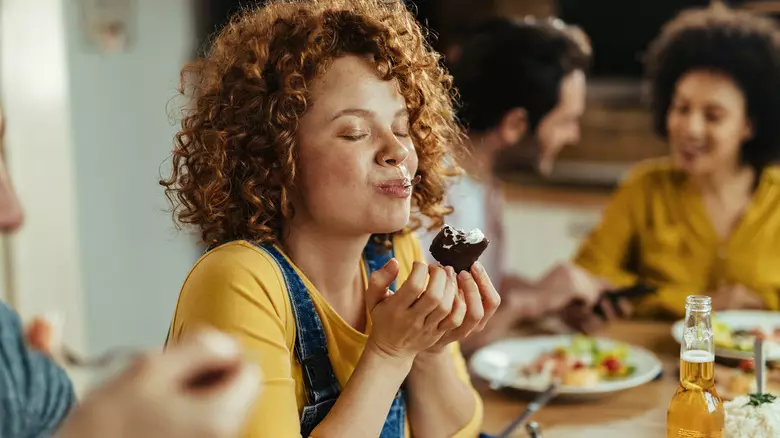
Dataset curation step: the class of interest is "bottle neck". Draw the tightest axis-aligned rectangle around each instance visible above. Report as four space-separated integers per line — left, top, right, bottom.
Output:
681 309 714 356
679 297 716 386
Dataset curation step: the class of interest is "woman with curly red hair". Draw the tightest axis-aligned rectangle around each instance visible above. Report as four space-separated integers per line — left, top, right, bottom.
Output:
161 1 497 437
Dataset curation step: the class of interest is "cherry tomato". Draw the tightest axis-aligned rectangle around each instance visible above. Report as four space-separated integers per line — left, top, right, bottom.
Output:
602 356 621 373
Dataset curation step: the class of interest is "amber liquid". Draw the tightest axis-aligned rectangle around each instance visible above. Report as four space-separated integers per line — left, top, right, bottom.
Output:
667 351 724 438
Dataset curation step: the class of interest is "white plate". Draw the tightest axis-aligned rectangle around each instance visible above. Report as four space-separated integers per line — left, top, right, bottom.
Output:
469 335 663 396
671 310 780 361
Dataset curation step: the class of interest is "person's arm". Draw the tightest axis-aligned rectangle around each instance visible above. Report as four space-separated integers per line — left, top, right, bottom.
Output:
499 274 535 291
171 247 312 438
404 237 483 438
0 302 75 437
456 285 544 357
406 344 483 438
56 329 261 438
614 283 774 320
572 171 645 289
311 346 413 438
572 165 703 318
316 258 466 438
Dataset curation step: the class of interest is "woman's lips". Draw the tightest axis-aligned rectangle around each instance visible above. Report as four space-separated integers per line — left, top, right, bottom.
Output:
377 178 413 198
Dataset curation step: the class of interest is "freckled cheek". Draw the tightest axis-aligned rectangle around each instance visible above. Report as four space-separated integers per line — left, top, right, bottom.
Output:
316 170 359 191
299 156 366 200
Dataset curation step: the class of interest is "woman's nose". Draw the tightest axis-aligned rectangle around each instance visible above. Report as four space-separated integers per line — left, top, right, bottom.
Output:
681 113 706 138
376 134 410 167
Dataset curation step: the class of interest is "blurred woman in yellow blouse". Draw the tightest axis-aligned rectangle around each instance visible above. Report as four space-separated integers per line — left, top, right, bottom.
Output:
568 6 780 320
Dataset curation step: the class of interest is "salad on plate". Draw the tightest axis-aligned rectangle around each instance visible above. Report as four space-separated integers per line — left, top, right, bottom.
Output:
513 335 636 389
713 318 780 353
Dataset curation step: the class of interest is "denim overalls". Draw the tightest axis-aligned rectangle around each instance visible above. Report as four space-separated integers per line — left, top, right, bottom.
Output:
177 238 495 438
258 238 406 437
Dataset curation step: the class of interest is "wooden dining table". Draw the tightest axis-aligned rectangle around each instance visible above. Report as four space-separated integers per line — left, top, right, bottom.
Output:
477 321 682 438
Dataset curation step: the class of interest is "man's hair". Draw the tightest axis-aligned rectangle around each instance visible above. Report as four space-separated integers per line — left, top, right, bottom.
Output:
452 17 591 133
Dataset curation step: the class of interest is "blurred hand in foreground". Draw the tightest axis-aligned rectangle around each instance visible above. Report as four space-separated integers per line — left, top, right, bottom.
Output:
55 328 261 438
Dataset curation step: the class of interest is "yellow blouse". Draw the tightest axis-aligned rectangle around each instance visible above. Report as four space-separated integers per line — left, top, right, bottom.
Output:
167 233 483 438
574 158 780 317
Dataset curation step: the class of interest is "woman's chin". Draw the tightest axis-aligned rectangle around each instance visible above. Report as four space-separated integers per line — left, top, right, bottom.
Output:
672 155 707 176
369 215 411 235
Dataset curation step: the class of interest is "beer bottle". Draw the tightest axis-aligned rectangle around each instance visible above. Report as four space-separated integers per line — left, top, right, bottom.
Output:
667 295 724 437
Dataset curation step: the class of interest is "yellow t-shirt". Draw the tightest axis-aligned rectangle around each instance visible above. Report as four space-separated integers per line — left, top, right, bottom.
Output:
574 158 780 317
168 232 483 438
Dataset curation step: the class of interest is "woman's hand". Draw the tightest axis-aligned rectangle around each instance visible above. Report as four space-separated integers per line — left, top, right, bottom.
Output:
314 261 460 438
712 283 765 311
56 329 260 438
365 259 456 359
427 261 501 352
403 263 497 438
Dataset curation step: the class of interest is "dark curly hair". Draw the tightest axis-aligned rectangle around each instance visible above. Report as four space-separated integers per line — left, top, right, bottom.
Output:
647 6 780 173
452 17 591 133
161 0 462 246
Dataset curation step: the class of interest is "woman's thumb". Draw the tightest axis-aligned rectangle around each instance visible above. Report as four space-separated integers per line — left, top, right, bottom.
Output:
365 258 400 310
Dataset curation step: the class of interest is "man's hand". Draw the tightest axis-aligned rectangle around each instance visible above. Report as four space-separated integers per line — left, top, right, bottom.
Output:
56 328 261 438
535 262 605 310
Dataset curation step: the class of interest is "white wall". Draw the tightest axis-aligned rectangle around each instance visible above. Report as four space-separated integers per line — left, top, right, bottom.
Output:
2 0 201 358
503 201 603 279
63 1 200 354
1 0 87 390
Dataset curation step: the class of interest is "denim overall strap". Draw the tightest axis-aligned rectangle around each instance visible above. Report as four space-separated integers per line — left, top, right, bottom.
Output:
262 239 406 438
260 245 342 416
363 236 406 438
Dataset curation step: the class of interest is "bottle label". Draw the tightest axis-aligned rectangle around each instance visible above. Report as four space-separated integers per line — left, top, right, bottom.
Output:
669 428 723 437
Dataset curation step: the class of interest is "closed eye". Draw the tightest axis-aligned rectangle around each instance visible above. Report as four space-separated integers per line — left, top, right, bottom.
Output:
339 133 369 141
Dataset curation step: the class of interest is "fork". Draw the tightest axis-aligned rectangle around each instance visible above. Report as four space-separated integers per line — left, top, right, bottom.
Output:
497 382 558 438
59 345 140 369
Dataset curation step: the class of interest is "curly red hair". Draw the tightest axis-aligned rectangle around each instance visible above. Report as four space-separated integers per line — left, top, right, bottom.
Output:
161 0 463 246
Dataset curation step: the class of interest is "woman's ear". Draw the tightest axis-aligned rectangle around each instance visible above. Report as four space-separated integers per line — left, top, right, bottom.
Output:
743 118 755 142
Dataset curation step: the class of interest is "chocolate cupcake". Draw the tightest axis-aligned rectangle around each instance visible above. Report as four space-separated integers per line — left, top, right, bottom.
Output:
429 224 490 273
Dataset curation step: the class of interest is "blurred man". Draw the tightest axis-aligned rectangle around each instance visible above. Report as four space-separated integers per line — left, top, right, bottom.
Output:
0 108 260 438
419 17 603 354
0 106 73 437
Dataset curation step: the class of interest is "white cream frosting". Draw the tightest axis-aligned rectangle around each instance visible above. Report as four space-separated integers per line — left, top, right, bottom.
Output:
442 224 485 244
